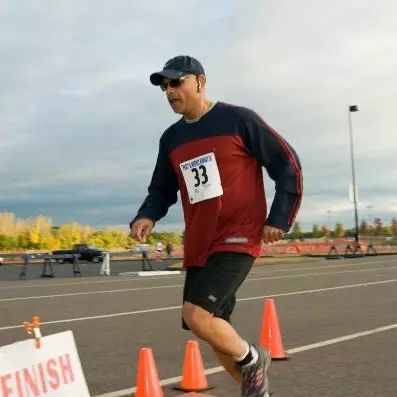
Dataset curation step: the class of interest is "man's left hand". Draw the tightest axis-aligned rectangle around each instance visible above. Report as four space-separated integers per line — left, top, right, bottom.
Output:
262 225 284 244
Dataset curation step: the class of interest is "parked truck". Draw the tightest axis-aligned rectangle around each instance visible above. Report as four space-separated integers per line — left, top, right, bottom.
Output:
52 244 104 263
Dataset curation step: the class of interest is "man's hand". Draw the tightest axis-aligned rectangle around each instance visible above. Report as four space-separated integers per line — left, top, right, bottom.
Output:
262 225 284 244
130 218 154 243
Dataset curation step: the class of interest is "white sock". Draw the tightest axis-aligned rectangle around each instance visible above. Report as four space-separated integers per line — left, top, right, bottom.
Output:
233 340 250 362
233 341 259 366
248 345 259 365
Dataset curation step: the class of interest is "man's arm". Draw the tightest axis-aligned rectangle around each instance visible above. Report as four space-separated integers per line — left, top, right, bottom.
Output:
240 108 303 232
130 136 179 227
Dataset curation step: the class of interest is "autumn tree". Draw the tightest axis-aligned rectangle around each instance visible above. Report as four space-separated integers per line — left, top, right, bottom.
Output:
312 224 321 238
0 234 18 250
391 218 397 236
334 222 345 237
359 220 370 235
383 226 393 236
148 232 182 245
59 222 81 248
289 222 303 240
373 218 383 235
26 215 54 248
0 212 17 235
80 225 95 243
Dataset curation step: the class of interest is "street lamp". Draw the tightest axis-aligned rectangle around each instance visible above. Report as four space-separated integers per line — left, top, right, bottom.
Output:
348 105 360 244
327 209 333 233
366 204 374 225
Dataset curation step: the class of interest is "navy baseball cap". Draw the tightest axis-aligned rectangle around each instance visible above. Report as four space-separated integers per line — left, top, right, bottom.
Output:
150 55 205 86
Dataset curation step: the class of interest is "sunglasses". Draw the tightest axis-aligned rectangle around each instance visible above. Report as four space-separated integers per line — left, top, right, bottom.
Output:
160 76 188 92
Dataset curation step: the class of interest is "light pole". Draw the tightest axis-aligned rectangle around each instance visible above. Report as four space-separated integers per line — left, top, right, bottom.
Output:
327 209 333 235
367 204 374 225
348 105 360 243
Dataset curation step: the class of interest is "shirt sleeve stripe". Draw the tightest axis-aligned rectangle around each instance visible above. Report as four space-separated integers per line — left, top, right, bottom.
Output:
252 110 303 226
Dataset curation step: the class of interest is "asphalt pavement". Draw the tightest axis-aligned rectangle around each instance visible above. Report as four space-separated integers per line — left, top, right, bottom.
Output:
1 256 397 396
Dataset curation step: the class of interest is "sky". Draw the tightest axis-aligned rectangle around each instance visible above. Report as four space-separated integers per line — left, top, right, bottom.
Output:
1 0 397 233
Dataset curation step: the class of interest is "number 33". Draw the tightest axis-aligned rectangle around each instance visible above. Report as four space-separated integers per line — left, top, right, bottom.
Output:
191 165 208 187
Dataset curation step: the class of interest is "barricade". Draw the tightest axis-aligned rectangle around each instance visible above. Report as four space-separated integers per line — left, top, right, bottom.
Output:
326 244 341 259
259 239 375 257
344 242 365 258
367 244 378 256
19 254 81 279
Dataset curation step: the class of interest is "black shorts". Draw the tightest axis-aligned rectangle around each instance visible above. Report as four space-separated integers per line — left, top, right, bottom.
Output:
182 251 255 330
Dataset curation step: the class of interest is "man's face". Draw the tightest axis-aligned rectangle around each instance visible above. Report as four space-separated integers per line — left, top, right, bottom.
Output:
160 75 199 114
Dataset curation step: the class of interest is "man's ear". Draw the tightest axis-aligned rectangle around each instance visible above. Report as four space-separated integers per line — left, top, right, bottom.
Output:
198 75 206 91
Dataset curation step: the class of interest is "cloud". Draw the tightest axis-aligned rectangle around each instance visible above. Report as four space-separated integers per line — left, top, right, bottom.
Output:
1 0 397 232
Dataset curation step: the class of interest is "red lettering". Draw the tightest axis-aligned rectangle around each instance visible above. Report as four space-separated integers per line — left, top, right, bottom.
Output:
15 371 23 397
23 368 39 396
47 359 60 390
58 354 75 385
0 374 13 397
37 363 48 393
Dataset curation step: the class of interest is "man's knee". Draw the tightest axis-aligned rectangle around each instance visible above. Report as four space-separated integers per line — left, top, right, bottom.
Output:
183 301 213 338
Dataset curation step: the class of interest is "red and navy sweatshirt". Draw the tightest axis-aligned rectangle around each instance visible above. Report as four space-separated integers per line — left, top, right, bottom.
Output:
130 102 303 267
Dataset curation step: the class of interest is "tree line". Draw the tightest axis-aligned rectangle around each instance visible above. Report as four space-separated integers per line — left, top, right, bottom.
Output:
0 212 396 251
287 218 397 240
0 212 182 251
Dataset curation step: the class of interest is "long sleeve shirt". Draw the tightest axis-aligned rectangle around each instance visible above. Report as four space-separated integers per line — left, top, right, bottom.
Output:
130 102 303 267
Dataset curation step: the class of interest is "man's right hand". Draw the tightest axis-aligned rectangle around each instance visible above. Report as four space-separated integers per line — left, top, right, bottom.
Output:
130 218 154 243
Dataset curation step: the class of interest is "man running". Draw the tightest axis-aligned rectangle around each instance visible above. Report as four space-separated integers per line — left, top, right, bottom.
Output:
130 55 303 397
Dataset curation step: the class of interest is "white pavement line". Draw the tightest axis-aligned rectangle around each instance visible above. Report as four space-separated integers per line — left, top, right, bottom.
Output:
0 274 184 290
287 323 397 354
93 321 397 397
2 264 397 302
138 270 180 276
0 284 184 302
250 258 396 275
1 278 396 332
0 257 394 291
238 277 397 302
248 264 397 283
0 305 182 331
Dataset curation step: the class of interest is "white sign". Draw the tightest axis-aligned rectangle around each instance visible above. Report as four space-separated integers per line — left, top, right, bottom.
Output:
0 331 90 397
179 152 223 204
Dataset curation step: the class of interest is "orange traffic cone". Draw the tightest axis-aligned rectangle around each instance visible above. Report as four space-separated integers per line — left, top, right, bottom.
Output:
260 299 288 360
173 340 215 393
135 348 164 397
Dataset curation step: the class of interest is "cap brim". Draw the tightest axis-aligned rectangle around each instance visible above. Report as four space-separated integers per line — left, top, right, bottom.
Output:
149 70 186 85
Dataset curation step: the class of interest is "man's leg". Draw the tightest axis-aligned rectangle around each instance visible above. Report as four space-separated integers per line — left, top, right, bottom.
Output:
182 265 245 380
211 295 243 384
183 302 247 356
212 346 243 384
182 252 271 396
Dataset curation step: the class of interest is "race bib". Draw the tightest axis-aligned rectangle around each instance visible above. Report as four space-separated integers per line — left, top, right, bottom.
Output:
180 152 223 204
